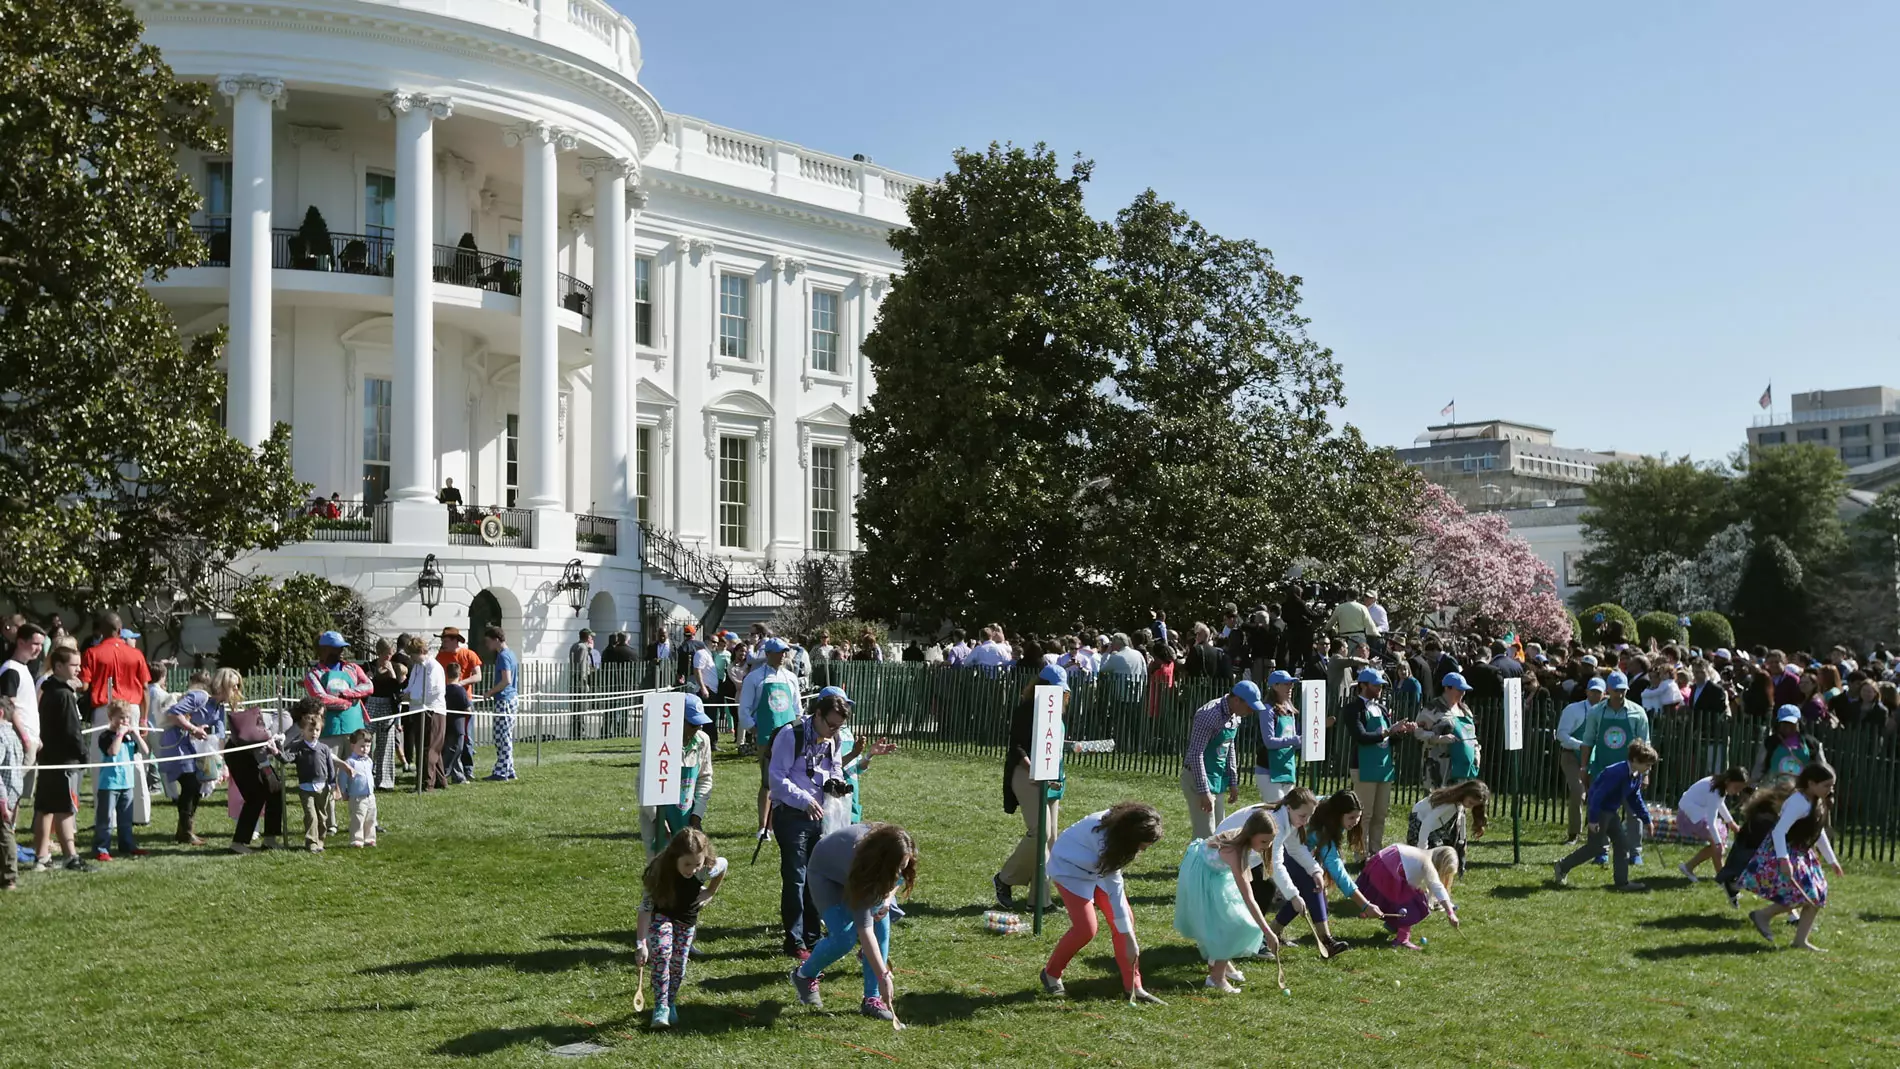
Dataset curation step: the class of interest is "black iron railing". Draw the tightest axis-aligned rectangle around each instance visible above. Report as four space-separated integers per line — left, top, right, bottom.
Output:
266 228 395 275
575 514 618 554
449 505 533 549
559 272 593 320
432 243 523 295
290 498 391 543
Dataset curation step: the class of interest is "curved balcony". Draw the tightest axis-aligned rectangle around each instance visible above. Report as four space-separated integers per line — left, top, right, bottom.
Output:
171 225 590 322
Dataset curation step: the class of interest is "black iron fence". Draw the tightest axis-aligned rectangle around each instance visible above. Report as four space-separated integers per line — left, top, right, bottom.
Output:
433 243 522 294
448 505 533 549
291 498 390 543
558 272 592 320
575 513 618 554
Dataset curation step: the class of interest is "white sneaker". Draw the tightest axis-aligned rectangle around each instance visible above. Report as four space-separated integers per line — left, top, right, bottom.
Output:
1677 862 1698 883
1204 977 1240 994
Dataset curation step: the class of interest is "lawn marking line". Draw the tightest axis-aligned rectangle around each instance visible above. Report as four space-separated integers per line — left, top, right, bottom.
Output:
800 1031 898 1062
1862 1036 1899 1049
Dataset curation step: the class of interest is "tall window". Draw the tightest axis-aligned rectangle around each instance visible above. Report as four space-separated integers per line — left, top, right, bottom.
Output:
504 414 520 509
362 377 392 506
718 436 748 549
365 171 397 259
506 231 522 260
635 426 653 524
810 290 839 373
635 257 654 347
718 273 749 359
205 161 233 231
810 444 839 551
1796 427 1829 443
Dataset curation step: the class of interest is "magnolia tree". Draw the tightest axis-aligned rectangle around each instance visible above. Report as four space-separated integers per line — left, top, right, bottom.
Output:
1614 521 1753 616
1410 483 1572 644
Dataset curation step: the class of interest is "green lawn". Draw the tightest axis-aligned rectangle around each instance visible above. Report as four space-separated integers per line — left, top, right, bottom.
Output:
5 743 1899 1069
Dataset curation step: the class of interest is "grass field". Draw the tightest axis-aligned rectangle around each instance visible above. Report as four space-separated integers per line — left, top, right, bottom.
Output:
5 741 1899 1069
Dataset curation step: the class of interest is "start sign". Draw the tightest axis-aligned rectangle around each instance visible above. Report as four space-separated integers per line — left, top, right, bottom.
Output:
639 692 685 806
1031 685 1066 782
1299 679 1327 763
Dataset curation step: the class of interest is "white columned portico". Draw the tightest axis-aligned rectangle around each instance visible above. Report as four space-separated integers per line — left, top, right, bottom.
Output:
382 91 453 544
505 120 577 535
216 73 286 449
580 157 633 527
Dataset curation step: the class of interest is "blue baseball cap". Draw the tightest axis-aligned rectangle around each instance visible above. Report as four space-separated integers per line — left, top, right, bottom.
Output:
815 684 855 707
120 628 141 640
1606 670 1629 690
1037 663 1070 691
1586 677 1606 693
1231 680 1269 713
317 630 348 649
1775 704 1802 724
682 692 711 725
761 637 790 654
1266 669 1296 686
1441 672 1470 692
1356 668 1388 686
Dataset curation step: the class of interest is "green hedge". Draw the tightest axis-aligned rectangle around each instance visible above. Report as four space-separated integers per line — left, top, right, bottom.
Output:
1579 603 1638 644
1687 610 1735 651
1635 611 1688 646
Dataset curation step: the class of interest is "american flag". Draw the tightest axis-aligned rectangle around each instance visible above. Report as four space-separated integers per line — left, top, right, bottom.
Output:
1758 384 1772 410
1439 400 1455 418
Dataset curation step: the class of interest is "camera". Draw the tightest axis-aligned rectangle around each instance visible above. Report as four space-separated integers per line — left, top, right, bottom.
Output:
820 779 854 798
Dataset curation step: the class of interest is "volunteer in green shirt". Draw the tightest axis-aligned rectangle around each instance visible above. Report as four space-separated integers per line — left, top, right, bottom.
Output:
1252 670 1302 804
1345 667 1414 857
1578 670 1652 866
741 637 802 842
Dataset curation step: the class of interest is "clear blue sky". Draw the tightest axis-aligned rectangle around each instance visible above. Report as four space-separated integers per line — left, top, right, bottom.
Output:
618 0 1900 462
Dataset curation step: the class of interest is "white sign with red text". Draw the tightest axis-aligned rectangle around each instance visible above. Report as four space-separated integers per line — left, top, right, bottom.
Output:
1300 679 1327 762
1504 677 1524 751
639 692 685 806
1031 685 1066 781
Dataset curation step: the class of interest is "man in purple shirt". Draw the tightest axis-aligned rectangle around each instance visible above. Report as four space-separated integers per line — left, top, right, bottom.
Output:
769 688 851 959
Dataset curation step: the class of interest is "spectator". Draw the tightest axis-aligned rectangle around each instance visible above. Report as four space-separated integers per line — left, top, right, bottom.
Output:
601 631 637 664
568 628 598 687
767 686 851 959
1097 633 1147 687
158 669 228 845
437 627 483 784
1183 623 1229 680
480 626 520 782
368 638 407 789
1365 591 1391 638
1328 590 1376 649
33 646 90 871
2 623 44 840
79 613 151 820
92 700 148 861
402 633 448 792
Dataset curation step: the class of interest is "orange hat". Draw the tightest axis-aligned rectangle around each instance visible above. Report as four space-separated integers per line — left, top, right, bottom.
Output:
683 624 697 636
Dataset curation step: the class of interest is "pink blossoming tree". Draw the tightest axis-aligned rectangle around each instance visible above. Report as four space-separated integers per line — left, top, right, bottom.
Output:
1410 483 1573 644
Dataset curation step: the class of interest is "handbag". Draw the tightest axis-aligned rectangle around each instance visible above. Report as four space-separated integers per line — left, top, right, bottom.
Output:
258 760 285 796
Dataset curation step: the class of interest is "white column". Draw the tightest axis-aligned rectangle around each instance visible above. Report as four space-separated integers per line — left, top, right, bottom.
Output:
382 92 454 543
505 120 577 521
216 74 286 449
580 158 633 522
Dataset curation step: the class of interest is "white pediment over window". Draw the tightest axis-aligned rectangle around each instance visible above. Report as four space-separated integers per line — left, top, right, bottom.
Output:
706 389 773 418
799 402 852 428
636 378 678 406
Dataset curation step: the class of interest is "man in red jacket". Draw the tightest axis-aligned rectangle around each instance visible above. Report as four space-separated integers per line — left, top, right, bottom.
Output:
79 613 153 821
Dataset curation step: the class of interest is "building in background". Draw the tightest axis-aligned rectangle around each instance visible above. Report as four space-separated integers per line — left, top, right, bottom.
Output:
1395 419 1638 512
1750 386 1900 466
134 0 918 656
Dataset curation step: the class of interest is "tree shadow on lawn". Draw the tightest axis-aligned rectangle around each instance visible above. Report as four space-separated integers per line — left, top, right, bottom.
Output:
542 830 641 841
896 901 992 920
539 924 783 964
1631 940 1773 961
890 987 1040 1026
434 1021 601 1057
362 946 623 976
1637 912 1736 932
1858 912 1900 923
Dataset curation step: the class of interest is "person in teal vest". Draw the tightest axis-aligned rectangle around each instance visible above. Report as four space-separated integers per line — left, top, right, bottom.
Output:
1424 673 1481 786
302 631 373 844
1182 679 1258 839
1252 670 1301 805
741 637 802 843
1345 667 1415 858
1751 705 1828 788
1579 670 1652 866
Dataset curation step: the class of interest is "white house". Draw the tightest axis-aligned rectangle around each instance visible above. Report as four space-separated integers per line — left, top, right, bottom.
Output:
132 0 918 656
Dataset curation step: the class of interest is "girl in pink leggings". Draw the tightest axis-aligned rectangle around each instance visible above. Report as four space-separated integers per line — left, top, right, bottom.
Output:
1038 802 1167 1004
1358 843 1460 950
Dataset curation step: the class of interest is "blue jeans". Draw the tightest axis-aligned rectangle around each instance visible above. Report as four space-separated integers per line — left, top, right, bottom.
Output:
798 902 892 999
94 788 135 855
773 804 823 947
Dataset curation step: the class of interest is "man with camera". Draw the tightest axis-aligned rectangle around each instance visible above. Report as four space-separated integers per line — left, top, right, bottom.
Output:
767 687 854 960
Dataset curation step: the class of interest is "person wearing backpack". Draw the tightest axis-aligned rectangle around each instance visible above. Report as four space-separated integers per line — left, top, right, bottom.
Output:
743 637 803 843
766 686 851 960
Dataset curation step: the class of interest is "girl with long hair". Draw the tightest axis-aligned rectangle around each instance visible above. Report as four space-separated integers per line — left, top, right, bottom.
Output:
1406 780 1490 876
790 823 916 1028
1040 802 1166 1004
1175 794 1299 992
1738 762 1843 951
1675 767 1748 881
636 827 728 1029
1359 843 1461 950
1273 790 1388 955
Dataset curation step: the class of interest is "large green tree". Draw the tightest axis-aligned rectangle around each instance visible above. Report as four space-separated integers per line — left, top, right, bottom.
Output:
851 145 1121 629
1089 191 1424 624
1574 456 1737 606
1729 442 1847 567
0 0 309 613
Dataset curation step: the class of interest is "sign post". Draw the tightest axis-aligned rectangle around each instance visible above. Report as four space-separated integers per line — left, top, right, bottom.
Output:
1503 677 1524 864
639 692 684 809
1030 685 1066 934
1298 679 1327 788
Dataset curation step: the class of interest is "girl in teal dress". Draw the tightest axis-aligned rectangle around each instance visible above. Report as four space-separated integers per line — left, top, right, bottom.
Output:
1174 801 1294 992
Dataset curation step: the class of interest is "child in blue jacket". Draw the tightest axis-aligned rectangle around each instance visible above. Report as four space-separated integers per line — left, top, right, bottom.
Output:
1552 740 1657 891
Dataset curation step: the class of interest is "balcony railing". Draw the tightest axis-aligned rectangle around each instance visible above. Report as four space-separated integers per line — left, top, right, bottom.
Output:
449 505 533 549
175 225 588 321
575 513 618 554
559 272 592 320
292 498 391 543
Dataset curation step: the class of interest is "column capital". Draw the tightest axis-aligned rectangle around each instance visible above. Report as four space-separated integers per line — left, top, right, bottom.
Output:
776 255 807 280
627 186 651 214
216 74 287 109
578 156 636 181
504 120 579 152
286 123 341 150
379 91 454 122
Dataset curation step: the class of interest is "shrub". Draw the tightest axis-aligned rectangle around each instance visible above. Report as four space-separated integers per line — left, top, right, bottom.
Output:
216 572 372 671
1686 610 1735 651
291 205 332 268
807 617 888 651
1578 603 1638 646
1635 611 1688 647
